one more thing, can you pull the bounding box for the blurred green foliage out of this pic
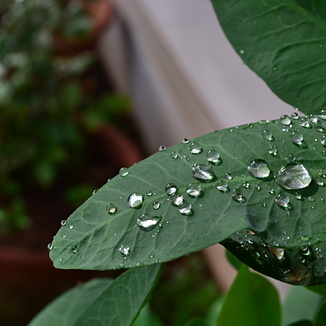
[0,0,130,235]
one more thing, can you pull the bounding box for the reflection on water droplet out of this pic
[281,267,312,285]
[192,165,216,181]
[268,246,284,260]
[119,167,130,177]
[231,189,246,203]
[106,203,117,215]
[275,194,290,208]
[119,245,130,259]
[152,202,161,210]
[178,204,193,216]
[262,130,274,141]
[186,183,203,197]
[165,183,178,196]
[189,142,202,154]
[248,159,271,178]
[158,145,166,151]
[172,195,184,206]
[268,145,278,156]
[275,163,312,190]
[291,131,304,146]
[137,214,162,232]
[216,181,229,192]
[206,150,221,165]
[280,115,292,125]
[61,220,67,226]
[128,193,144,209]
[181,138,189,144]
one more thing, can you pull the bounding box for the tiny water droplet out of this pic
[308,196,315,202]
[171,151,178,159]
[128,193,144,209]
[47,243,53,250]
[61,220,67,226]
[158,145,166,151]
[152,202,161,210]
[192,164,216,181]
[106,203,117,215]
[71,246,78,254]
[165,183,178,196]
[119,167,130,177]
[295,192,302,200]
[291,131,304,146]
[291,112,299,120]
[275,194,290,208]
[317,179,325,187]
[186,183,203,197]
[309,115,319,124]
[321,136,326,146]
[275,163,312,190]
[206,150,221,165]
[216,181,229,192]
[225,173,233,180]
[137,214,162,232]
[119,245,130,259]
[181,138,189,144]
[69,225,74,230]
[255,184,261,191]
[258,119,270,125]
[315,124,326,133]
[240,49,244,54]
[189,142,202,154]
[301,236,310,241]
[92,189,98,195]
[231,189,246,203]
[248,159,271,179]
[262,201,267,207]
[262,130,274,141]
[243,182,251,189]
[172,195,184,206]
[268,145,278,156]
[269,246,285,260]
[310,204,315,210]
[280,115,292,125]
[178,204,193,216]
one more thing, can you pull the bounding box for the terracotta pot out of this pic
[0,123,143,326]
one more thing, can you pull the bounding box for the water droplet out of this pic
[321,136,326,146]
[317,179,325,187]
[61,220,67,226]
[186,183,203,197]
[119,167,130,177]
[268,145,278,156]
[262,201,267,207]
[192,164,216,181]
[255,184,261,191]
[171,151,178,159]
[295,192,302,200]
[225,173,233,180]
[315,125,326,133]
[206,150,221,165]
[137,214,162,232]
[128,193,144,209]
[172,195,184,206]
[262,130,274,141]
[309,115,319,124]
[280,115,292,125]
[69,225,74,230]
[240,49,244,54]
[119,245,130,259]
[165,183,178,196]
[106,203,117,215]
[243,182,251,189]
[152,202,161,210]
[308,196,315,202]
[71,246,78,254]
[291,131,304,146]
[258,119,270,125]
[47,243,53,250]
[299,117,312,128]
[275,163,312,190]
[178,204,193,216]
[310,204,315,210]
[319,110,326,120]
[216,181,229,192]
[248,159,271,179]
[291,112,299,119]
[189,142,202,154]
[158,145,166,151]
[181,138,189,144]
[92,189,98,195]
[275,194,290,208]
[231,189,246,203]
[268,246,284,260]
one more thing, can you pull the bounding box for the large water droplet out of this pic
[216,181,229,192]
[231,189,246,203]
[275,163,312,190]
[106,203,117,215]
[137,214,162,232]
[262,130,274,141]
[248,159,271,179]
[189,142,202,154]
[119,245,130,259]
[128,193,144,209]
[280,115,292,125]
[165,183,178,196]
[119,167,130,177]
[206,150,221,165]
[186,183,203,197]
[192,164,216,181]
[275,194,290,208]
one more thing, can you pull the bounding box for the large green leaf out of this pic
[315,300,326,326]
[216,265,281,326]
[51,115,326,284]
[211,0,326,114]
[29,264,162,326]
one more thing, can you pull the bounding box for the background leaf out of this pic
[184,318,209,326]
[131,304,163,326]
[51,115,326,285]
[281,286,322,326]
[305,284,326,297]
[216,265,281,326]
[211,0,326,114]
[314,300,326,326]
[28,278,113,326]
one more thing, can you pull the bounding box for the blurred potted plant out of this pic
[0,1,142,325]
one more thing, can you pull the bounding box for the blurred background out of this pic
[0,0,293,325]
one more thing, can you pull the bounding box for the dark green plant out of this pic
[29,0,326,325]
[0,0,129,234]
